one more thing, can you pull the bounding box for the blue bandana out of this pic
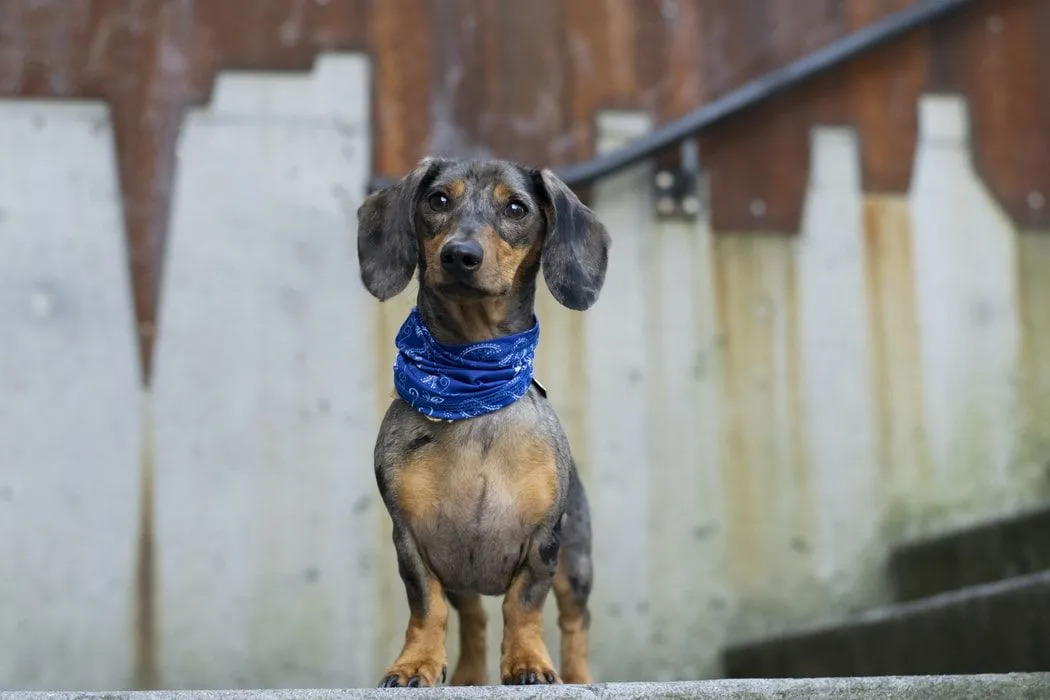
[393,307,540,421]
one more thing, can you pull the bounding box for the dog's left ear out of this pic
[534,169,611,311]
[357,157,444,300]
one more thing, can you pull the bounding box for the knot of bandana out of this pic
[393,307,540,420]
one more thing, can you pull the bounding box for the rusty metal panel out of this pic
[369,0,430,175]
[3,0,1049,373]
[952,0,1050,229]
[846,0,928,193]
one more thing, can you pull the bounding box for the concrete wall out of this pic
[151,54,376,690]
[0,101,142,691]
[1,52,1048,689]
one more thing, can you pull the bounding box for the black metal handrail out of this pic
[368,0,973,193]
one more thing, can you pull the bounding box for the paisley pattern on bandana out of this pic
[393,307,540,420]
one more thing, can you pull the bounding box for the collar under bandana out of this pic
[393,307,540,421]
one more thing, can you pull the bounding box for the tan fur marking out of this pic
[492,226,543,291]
[449,179,466,199]
[495,435,557,526]
[395,451,444,523]
[398,436,556,530]
[500,574,560,684]
[422,228,454,280]
[554,553,592,684]
[449,594,488,686]
[492,183,512,203]
[383,579,448,686]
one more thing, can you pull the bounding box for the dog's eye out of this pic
[505,200,527,220]
[428,192,451,212]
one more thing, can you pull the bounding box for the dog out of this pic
[356,157,610,687]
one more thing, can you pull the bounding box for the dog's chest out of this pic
[393,423,558,594]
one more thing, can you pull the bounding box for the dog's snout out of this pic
[440,239,484,275]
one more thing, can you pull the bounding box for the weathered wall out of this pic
[2,46,1048,690]
[1,0,1047,376]
[0,101,142,691]
[151,55,376,689]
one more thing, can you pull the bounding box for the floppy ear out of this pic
[356,158,443,300]
[535,169,611,310]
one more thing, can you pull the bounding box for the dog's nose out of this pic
[440,240,484,275]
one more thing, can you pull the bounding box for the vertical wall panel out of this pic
[861,195,933,535]
[152,54,376,689]
[644,212,728,681]
[710,234,813,638]
[0,101,141,690]
[584,112,654,682]
[680,206,733,681]
[1015,233,1050,496]
[796,127,881,608]
[909,95,1025,523]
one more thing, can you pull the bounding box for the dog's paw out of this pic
[500,653,561,685]
[378,660,447,688]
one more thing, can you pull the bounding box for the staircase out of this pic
[722,502,1050,678]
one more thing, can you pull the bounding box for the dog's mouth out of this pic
[436,278,510,299]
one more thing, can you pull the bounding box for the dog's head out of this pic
[356,157,610,311]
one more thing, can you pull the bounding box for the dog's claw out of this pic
[504,668,556,685]
[441,665,448,684]
[379,659,445,688]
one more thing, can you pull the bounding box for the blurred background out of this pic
[1,0,1049,692]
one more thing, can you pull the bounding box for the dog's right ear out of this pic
[357,158,443,300]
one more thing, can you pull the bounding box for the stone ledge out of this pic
[6,675,1050,700]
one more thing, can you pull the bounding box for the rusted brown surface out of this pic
[701,71,849,234]
[1,0,1047,376]
[488,0,571,163]
[847,0,928,193]
[957,0,1050,230]
[369,0,429,175]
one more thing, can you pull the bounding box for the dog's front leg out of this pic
[379,531,448,688]
[500,529,561,685]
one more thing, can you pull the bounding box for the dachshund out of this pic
[356,157,610,687]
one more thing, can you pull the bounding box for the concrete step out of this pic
[722,569,1050,679]
[889,501,1050,602]
[4,676,1050,700]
